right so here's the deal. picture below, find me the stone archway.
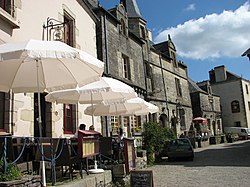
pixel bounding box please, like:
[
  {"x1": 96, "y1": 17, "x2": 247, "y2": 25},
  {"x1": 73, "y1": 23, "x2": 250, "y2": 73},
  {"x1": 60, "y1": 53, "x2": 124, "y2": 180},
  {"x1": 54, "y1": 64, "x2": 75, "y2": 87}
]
[{"x1": 159, "y1": 114, "x2": 169, "y2": 128}]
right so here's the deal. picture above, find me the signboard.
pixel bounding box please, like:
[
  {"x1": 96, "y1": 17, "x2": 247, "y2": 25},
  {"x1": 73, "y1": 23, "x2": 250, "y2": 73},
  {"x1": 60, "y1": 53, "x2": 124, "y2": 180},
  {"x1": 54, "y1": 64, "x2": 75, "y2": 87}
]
[
  {"x1": 130, "y1": 170, "x2": 154, "y2": 187},
  {"x1": 123, "y1": 138, "x2": 136, "y2": 174}
]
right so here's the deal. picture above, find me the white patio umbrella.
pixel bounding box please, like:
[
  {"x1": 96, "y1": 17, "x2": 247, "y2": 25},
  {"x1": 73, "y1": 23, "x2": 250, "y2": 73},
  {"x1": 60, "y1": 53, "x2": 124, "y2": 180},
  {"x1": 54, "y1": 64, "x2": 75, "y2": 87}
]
[
  {"x1": 0, "y1": 39, "x2": 104, "y2": 186},
  {"x1": 122, "y1": 97, "x2": 159, "y2": 116},
  {"x1": 0, "y1": 39, "x2": 104, "y2": 93},
  {"x1": 45, "y1": 77, "x2": 137, "y2": 104},
  {"x1": 45, "y1": 77, "x2": 137, "y2": 127},
  {"x1": 84, "y1": 101, "x2": 144, "y2": 116}
]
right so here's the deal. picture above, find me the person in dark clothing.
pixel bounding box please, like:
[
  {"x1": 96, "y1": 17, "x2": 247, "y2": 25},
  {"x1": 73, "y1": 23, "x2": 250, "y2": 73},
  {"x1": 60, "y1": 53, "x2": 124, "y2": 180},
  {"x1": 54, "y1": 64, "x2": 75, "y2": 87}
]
[{"x1": 79, "y1": 124, "x2": 86, "y2": 130}]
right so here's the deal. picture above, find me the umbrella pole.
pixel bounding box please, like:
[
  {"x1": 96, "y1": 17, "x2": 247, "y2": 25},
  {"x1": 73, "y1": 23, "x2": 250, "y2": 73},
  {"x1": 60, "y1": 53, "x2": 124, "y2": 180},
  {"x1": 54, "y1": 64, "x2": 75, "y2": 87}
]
[
  {"x1": 36, "y1": 60, "x2": 46, "y2": 187},
  {"x1": 91, "y1": 93, "x2": 94, "y2": 127}
]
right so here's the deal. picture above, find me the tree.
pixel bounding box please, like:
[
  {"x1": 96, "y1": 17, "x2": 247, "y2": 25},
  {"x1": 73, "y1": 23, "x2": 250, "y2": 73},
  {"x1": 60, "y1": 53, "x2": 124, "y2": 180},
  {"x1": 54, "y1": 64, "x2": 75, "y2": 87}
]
[{"x1": 142, "y1": 122, "x2": 175, "y2": 164}]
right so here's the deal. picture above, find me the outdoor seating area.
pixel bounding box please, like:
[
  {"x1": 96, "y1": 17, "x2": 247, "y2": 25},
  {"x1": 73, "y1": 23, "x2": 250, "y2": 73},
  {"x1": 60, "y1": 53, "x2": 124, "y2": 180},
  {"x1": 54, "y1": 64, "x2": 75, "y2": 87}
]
[{"x1": 0, "y1": 132, "x2": 135, "y2": 186}]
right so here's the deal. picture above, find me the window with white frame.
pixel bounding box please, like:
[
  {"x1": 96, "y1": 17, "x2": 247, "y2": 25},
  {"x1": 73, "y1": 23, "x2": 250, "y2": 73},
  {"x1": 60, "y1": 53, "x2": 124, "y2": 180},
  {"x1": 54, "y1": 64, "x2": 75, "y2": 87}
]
[
  {"x1": 122, "y1": 54, "x2": 131, "y2": 80},
  {"x1": 63, "y1": 104, "x2": 76, "y2": 134},
  {"x1": 0, "y1": 0, "x2": 13, "y2": 16},
  {"x1": 131, "y1": 116, "x2": 141, "y2": 133},
  {"x1": 64, "y1": 11, "x2": 75, "y2": 47}
]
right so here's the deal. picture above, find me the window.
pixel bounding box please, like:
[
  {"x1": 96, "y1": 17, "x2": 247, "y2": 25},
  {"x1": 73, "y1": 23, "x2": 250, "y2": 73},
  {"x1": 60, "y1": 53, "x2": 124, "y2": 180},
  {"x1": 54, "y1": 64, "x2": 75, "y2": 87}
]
[
  {"x1": 234, "y1": 121, "x2": 241, "y2": 127},
  {"x1": 0, "y1": 0, "x2": 13, "y2": 16},
  {"x1": 246, "y1": 85, "x2": 249, "y2": 95},
  {"x1": 140, "y1": 26, "x2": 146, "y2": 39},
  {"x1": 145, "y1": 62, "x2": 154, "y2": 91},
  {"x1": 120, "y1": 19, "x2": 126, "y2": 35},
  {"x1": 175, "y1": 78, "x2": 182, "y2": 97},
  {"x1": 110, "y1": 116, "x2": 142, "y2": 135},
  {"x1": 0, "y1": 92, "x2": 10, "y2": 132},
  {"x1": 111, "y1": 116, "x2": 119, "y2": 134},
  {"x1": 171, "y1": 51, "x2": 178, "y2": 67},
  {"x1": 145, "y1": 62, "x2": 152, "y2": 78},
  {"x1": 63, "y1": 104, "x2": 76, "y2": 134},
  {"x1": 122, "y1": 55, "x2": 131, "y2": 80},
  {"x1": 209, "y1": 99, "x2": 214, "y2": 111},
  {"x1": 131, "y1": 116, "x2": 141, "y2": 133},
  {"x1": 231, "y1": 100, "x2": 240, "y2": 113},
  {"x1": 64, "y1": 12, "x2": 75, "y2": 47}
]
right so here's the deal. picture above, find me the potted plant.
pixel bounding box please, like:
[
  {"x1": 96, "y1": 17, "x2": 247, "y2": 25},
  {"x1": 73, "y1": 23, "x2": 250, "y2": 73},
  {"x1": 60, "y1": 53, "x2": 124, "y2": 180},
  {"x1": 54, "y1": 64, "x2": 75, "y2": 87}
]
[{"x1": 0, "y1": 159, "x2": 22, "y2": 182}]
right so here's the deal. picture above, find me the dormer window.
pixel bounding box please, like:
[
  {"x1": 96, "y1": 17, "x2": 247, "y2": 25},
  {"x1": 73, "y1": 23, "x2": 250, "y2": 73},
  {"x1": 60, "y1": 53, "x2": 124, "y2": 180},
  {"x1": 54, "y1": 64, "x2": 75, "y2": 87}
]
[
  {"x1": 120, "y1": 18, "x2": 126, "y2": 36},
  {"x1": 171, "y1": 51, "x2": 178, "y2": 67},
  {"x1": 140, "y1": 25, "x2": 146, "y2": 39}
]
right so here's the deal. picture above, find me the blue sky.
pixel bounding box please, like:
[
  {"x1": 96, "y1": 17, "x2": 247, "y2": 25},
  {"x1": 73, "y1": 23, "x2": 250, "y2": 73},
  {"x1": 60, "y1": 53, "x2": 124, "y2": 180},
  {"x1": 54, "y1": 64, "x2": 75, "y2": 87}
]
[{"x1": 99, "y1": 0, "x2": 250, "y2": 82}]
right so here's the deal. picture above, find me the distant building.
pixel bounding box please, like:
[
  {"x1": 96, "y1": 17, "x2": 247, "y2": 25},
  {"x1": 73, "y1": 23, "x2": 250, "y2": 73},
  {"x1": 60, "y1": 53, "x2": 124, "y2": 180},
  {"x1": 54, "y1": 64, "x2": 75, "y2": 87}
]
[
  {"x1": 208, "y1": 65, "x2": 250, "y2": 130},
  {"x1": 189, "y1": 79, "x2": 222, "y2": 135}
]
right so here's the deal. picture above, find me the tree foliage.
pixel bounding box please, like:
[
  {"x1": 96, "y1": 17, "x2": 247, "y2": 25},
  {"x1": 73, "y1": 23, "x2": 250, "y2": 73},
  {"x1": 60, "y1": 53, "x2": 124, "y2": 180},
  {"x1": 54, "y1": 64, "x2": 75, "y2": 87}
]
[{"x1": 142, "y1": 122, "x2": 176, "y2": 164}]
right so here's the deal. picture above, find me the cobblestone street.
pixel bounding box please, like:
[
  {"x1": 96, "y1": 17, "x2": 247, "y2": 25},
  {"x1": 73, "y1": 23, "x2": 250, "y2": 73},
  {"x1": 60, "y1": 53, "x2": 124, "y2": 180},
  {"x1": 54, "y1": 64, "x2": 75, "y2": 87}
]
[{"x1": 149, "y1": 140, "x2": 250, "y2": 187}]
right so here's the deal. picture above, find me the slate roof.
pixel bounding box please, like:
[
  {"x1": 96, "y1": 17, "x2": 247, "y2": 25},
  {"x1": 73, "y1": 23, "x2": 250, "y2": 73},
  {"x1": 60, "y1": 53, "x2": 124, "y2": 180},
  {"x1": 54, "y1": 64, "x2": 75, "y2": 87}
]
[
  {"x1": 153, "y1": 41, "x2": 170, "y2": 57},
  {"x1": 188, "y1": 78, "x2": 207, "y2": 94},
  {"x1": 120, "y1": 0, "x2": 143, "y2": 19}
]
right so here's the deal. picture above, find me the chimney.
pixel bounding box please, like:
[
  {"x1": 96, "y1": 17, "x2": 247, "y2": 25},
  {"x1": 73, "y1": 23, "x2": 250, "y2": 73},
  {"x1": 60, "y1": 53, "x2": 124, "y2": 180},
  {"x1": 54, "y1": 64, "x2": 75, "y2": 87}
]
[{"x1": 214, "y1": 65, "x2": 227, "y2": 82}]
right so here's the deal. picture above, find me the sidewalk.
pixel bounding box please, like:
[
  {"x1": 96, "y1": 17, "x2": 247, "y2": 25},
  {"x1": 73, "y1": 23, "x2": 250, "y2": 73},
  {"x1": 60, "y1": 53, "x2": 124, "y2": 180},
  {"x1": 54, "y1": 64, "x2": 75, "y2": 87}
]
[
  {"x1": 194, "y1": 139, "x2": 250, "y2": 153},
  {"x1": 52, "y1": 170, "x2": 112, "y2": 187}
]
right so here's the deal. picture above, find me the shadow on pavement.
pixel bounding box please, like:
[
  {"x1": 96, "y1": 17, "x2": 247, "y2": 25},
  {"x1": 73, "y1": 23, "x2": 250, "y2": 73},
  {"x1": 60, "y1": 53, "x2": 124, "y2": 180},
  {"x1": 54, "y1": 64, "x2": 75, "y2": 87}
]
[{"x1": 155, "y1": 140, "x2": 250, "y2": 167}]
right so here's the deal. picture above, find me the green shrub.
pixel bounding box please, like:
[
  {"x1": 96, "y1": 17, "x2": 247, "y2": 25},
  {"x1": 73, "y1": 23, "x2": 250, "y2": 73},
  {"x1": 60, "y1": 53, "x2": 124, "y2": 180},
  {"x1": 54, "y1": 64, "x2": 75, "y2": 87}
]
[
  {"x1": 0, "y1": 158, "x2": 22, "y2": 181},
  {"x1": 142, "y1": 122, "x2": 176, "y2": 164}
]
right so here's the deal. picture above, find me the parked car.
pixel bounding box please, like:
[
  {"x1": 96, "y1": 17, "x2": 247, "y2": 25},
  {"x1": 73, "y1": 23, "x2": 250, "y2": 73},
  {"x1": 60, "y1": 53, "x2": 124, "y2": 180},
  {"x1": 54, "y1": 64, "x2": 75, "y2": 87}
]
[
  {"x1": 167, "y1": 138, "x2": 194, "y2": 161},
  {"x1": 224, "y1": 127, "x2": 250, "y2": 140}
]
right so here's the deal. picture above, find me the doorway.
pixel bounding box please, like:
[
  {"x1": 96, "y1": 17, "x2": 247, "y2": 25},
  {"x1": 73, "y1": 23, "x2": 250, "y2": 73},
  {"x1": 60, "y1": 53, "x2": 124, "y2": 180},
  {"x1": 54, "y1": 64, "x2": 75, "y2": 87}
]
[{"x1": 34, "y1": 93, "x2": 52, "y2": 137}]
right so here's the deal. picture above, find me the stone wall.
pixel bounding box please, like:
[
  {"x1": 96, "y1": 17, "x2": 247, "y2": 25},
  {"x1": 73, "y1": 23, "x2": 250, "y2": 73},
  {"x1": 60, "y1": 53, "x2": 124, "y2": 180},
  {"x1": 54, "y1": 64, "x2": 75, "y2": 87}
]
[{"x1": 0, "y1": 175, "x2": 41, "y2": 187}]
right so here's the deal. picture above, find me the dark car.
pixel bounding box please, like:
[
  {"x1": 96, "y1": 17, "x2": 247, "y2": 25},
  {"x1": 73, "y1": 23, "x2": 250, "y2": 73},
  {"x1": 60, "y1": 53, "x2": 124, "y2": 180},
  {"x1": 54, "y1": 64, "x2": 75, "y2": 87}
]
[{"x1": 167, "y1": 138, "x2": 194, "y2": 161}]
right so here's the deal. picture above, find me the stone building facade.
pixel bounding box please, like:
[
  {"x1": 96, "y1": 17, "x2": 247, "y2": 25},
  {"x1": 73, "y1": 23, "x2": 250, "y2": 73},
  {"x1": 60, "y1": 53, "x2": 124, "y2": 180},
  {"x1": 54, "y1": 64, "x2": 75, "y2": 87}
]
[
  {"x1": 189, "y1": 79, "x2": 222, "y2": 135},
  {"x1": 87, "y1": 0, "x2": 193, "y2": 137},
  {"x1": 208, "y1": 65, "x2": 250, "y2": 130},
  {"x1": 91, "y1": 2, "x2": 147, "y2": 138}
]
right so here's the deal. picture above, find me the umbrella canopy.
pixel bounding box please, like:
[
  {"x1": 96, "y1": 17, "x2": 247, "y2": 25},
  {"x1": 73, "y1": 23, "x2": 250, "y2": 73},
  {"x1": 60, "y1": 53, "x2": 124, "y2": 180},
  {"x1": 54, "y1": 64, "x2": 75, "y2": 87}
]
[
  {"x1": 84, "y1": 101, "x2": 144, "y2": 116},
  {"x1": 192, "y1": 117, "x2": 208, "y2": 124},
  {"x1": 45, "y1": 77, "x2": 137, "y2": 104},
  {"x1": 0, "y1": 39, "x2": 104, "y2": 93},
  {"x1": 122, "y1": 97, "x2": 159, "y2": 116},
  {"x1": 0, "y1": 39, "x2": 104, "y2": 186}
]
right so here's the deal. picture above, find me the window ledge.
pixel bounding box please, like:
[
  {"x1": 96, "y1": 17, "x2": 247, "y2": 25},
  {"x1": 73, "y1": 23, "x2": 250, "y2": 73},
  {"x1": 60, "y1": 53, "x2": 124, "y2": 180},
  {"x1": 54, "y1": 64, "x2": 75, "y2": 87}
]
[{"x1": 0, "y1": 8, "x2": 19, "y2": 28}]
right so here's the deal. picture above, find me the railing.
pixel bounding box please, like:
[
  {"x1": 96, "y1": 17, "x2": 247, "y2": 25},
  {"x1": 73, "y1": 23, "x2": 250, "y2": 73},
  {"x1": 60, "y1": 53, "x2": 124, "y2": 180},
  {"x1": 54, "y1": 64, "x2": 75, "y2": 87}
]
[
  {"x1": 0, "y1": 135, "x2": 132, "y2": 186},
  {"x1": 0, "y1": 136, "x2": 81, "y2": 186}
]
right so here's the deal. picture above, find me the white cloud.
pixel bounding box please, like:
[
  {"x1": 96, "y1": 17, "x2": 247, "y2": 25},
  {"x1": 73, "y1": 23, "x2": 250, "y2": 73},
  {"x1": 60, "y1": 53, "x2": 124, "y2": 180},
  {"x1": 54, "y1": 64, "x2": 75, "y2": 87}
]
[
  {"x1": 185, "y1": 4, "x2": 196, "y2": 11},
  {"x1": 154, "y1": 2, "x2": 250, "y2": 60}
]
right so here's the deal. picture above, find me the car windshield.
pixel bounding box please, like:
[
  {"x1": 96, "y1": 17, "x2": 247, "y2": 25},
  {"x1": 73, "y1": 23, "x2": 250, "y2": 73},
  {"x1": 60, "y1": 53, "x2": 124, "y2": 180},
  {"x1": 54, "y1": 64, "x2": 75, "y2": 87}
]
[{"x1": 170, "y1": 139, "x2": 190, "y2": 146}]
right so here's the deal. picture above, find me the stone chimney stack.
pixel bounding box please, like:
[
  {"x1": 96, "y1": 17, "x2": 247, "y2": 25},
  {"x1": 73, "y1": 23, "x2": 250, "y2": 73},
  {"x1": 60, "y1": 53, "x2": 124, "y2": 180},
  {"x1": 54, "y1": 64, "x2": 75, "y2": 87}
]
[{"x1": 213, "y1": 65, "x2": 227, "y2": 82}]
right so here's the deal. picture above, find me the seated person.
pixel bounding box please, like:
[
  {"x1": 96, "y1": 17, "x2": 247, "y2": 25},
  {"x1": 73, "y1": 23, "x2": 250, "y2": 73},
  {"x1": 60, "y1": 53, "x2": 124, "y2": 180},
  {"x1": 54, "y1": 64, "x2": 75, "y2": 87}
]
[{"x1": 73, "y1": 123, "x2": 86, "y2": 138}]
